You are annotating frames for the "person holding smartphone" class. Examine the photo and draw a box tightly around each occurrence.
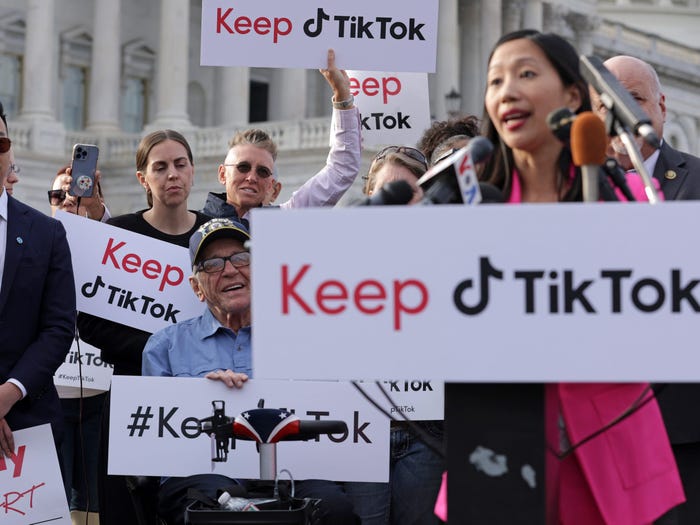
[47,164,109,525]
[77,128,211,525]
[49,165,110,221]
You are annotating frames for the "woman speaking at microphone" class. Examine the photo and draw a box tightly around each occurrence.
[459,29,682,524]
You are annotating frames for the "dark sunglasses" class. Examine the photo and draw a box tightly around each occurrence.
[0,137,11,154]
[196,251,251,274]
[223,162,273,179]
[48,189,67,206]
[372,146,428,170]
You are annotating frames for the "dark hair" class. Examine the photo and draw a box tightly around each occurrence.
[136,129,193,207]
[480,29,591,201]
[0,100,7,133]
[417,115,480,162]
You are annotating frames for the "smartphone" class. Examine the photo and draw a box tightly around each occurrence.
[69,143,99,198]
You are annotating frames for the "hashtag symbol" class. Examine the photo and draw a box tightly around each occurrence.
[127,405,154,437]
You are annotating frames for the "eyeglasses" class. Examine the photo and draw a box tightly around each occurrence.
[223,162,273,179]
[196,251,251,274]
[0,137,11,154]
[432,148,460,166]
[48,189,68,206]
[8,163,19,175]
[372,146,428,171]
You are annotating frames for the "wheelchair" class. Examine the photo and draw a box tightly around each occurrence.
[127,399,347,525]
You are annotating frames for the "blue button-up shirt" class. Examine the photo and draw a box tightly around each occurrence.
[142,308,253,378]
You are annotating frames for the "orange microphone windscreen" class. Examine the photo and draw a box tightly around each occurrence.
[570,111,608,167]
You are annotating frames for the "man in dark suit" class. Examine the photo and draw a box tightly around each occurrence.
[593,56,700,524]
[593,55,700,199]
[0,101,76,456]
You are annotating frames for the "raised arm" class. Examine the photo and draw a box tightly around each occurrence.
[279,49,361,209]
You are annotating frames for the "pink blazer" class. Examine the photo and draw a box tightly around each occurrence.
[434,383,684,524]
[557,383,684,524]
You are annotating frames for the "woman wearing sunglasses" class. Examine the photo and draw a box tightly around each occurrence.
[45,163,110,525]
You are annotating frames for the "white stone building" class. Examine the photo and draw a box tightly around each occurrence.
[0,0,698,214]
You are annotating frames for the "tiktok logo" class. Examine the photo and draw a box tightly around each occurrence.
[452,257,503,315]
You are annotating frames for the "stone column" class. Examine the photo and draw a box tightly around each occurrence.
[434,0,461,120]
[218,67,250,125]
[150,0,191,129]
[460,0,502,117]
[20,0,56,121]
[19,0,65,154]
[268,69,306,121]
[523,0,544,30]
[87,0,121,132]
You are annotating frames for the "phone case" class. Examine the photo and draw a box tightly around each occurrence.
[69,144,99,198]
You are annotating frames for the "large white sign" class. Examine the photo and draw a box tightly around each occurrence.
[250,202,700,382]
[0,425,70,525]
[54,340,114,392]
[200,0,439,72]
[358,380,444,420]
[347,71,430,147]
[109,376,390,482]
[57,211,204,333]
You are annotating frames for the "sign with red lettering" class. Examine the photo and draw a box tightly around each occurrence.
[250,203,700,381]
[0,424,70,524]
[56,211,204,334]
[109,376,390,481]
[346,71,430,147]
[200,0,439,72]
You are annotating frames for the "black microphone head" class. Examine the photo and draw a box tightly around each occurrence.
[467,136,494,164]
[359,179,414,206]
[547,107,576,144]
[478,183,504,204]
[416,136,494,205]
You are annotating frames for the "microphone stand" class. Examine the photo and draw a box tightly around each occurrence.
[605,112,661,204]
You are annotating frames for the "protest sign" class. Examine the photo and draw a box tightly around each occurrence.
[110,376,390,482]
[348,71,430,147]
[0,424,70,524]
[57,211,204,333]
[201,0,439,72]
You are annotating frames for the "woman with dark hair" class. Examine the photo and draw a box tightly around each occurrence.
[480,29,590,202]
[77,129,211,525]
[437,30,683,525]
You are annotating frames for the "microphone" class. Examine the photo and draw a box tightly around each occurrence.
[571,112,607,202]
[478,183,505,204]
[358,179,414,206]
[416,136,494,205]
[579,55,660,149]
[547,107,576,145]
[602,157,636,202]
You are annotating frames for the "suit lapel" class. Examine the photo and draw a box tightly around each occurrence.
[654,143,688,201]
[0,197,32,314]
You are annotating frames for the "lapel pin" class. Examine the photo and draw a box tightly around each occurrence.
[665,170,677,180]
[16,237,23,245]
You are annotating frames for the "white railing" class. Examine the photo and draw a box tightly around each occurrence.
[599,0,700,7]
[57,117,333,165]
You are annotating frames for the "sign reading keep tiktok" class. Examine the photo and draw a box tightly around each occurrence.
[200,0,439,72]
[56,211,204,334]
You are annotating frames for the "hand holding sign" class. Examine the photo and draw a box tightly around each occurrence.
[0,418,15,457]
[319,49,354,109]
